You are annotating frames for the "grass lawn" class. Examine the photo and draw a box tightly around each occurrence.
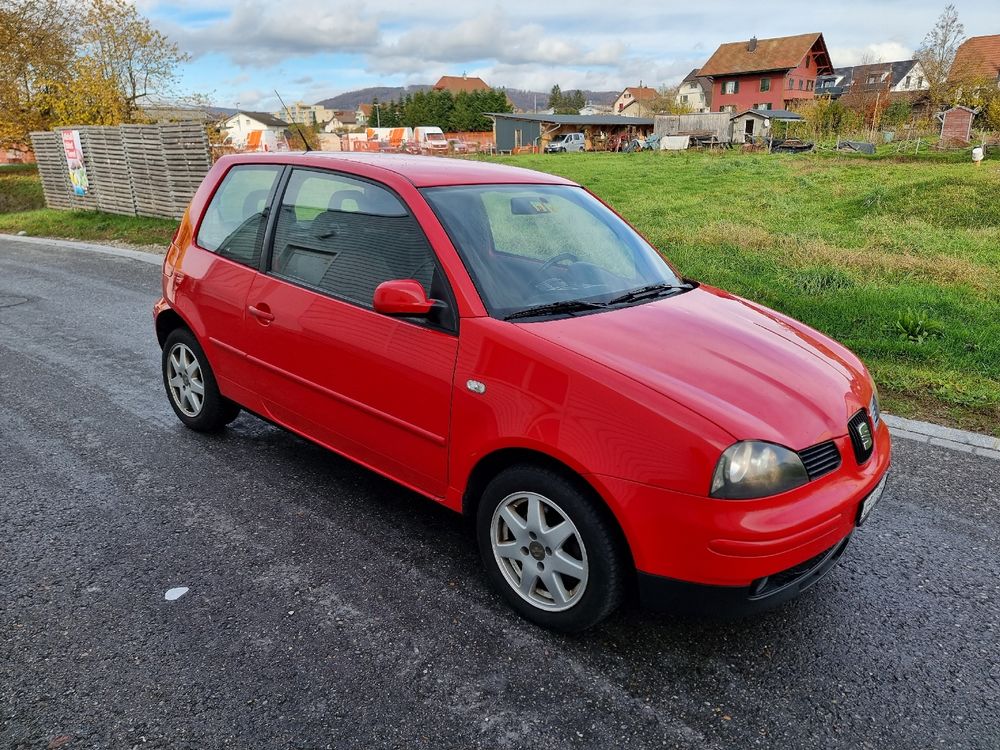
[488,150,1000,436]
[0,165,178,247]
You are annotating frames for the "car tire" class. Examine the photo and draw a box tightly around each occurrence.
[476,465,627,632]
[162,328,241,432]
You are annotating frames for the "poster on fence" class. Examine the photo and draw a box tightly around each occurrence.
[60,130,89,196]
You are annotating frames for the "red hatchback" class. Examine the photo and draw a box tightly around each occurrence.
[155,153,890,631]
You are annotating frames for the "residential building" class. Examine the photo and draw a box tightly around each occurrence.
[221,111,289,148]
[675,69,712,112]
[815,60,929,99]
[272,102,334,126]
[614,86,657,116]
[699,33,833,112]
[323,110,359,132]
[433,75,492,95]
[950,34,1000,85]
[356,103,372,127]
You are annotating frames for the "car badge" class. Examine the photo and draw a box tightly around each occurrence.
[855,420,873,451]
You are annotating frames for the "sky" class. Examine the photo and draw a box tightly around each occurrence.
[137,0,997,111]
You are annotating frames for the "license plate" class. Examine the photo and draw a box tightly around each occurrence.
[857,473,888,526]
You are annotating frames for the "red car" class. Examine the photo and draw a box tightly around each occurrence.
[155,153,890,632]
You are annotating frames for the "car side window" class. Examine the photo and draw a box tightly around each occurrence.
[196,165,282,266]
[270,169,438,309]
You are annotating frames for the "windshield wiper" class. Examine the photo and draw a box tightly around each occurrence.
[605,282,691,306]
[504,299,607,321]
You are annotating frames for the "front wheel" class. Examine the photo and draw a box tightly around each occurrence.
[476,465,628,632]
[162,328,240,432]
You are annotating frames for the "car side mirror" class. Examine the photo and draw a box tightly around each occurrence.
[373,279,435,316]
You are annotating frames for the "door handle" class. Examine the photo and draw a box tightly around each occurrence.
[248,304,275,324]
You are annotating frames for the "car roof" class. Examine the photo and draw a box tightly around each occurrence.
[218,152,579,188]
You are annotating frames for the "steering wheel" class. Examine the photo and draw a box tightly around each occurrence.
[536,252,579,277]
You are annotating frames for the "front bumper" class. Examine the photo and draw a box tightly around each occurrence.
[637,533,852,615]
[587,421,891,591]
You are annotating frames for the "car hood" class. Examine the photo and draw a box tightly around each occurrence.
[518,285,871,449]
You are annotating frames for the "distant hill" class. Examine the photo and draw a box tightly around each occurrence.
[316,86,620,112]
[317,86,431,110]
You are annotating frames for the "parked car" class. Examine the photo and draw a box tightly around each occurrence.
[544,132,586,152]
[155,153,891,632]
[448,138,472,154]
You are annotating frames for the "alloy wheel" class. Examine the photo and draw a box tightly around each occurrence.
[490,491,589,612]
[166,342,206,417]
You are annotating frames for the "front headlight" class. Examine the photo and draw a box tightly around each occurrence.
[710,441,809,499]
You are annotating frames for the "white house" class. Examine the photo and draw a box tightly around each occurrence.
[816,60,930,98]
[221,111,289,149]
[675,69,712,113]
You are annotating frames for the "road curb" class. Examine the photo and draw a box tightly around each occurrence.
[883,415,1000,461]
[4,233,998,462]
[0,233,164,266]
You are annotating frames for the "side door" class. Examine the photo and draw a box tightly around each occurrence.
[242,167,459,498]
[176,163,283,406]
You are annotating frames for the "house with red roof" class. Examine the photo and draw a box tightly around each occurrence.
[949,34,1000,85]
[614,86,658,116]
[699,33,834,112]
[433,75,492,95]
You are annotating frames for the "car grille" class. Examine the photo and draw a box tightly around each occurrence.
[798,440,841,480]
[848,409,875,465]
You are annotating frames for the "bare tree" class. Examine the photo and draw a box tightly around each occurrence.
[914,4,965,107]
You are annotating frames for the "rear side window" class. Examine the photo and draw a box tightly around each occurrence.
[197,165,282,266]
[270,169,436,308]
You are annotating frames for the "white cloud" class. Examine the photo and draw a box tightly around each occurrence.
[159,0,380,66]
[830,41,914,67]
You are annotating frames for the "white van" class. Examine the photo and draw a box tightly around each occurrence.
[544,132,586,152]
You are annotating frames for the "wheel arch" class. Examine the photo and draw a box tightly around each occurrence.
[461,447,636,573]
[155,307,192,348]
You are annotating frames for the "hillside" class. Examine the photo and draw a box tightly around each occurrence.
[317,86,619,112]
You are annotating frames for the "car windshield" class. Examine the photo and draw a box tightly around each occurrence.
[422,184,686,320]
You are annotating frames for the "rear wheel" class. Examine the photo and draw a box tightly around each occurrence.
[162,328,240,432]
[476,465,627,632]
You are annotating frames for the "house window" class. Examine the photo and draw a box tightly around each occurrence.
[786,77,793,89]
[918,77,924,87]
[760,78,771,92]
[798,79,803,90]
[754,103,773,110]
[867,75,877,85]
[905,75,912,88]
[681,94,689,103]
[723,80,739,94]
[807,80,813,91]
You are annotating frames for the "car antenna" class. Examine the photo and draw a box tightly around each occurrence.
[275,89,313,152]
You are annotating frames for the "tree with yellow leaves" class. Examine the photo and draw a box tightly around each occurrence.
[0,0,189,147]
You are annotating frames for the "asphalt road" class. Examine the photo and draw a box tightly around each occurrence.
[1,236,998,750]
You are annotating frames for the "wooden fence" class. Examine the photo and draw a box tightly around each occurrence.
[29,122,211,219]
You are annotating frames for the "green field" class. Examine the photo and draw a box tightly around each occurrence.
[489,150,1000,436]
[0,165,178,246]
[2,154,998,434]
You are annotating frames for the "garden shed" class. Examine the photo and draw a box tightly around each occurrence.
[730,109,803,144]
[938,106,978,144]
